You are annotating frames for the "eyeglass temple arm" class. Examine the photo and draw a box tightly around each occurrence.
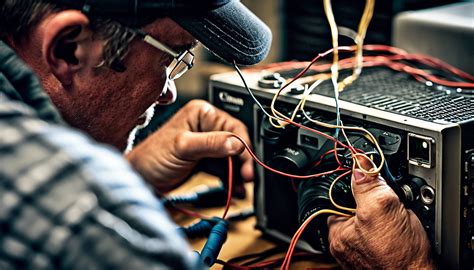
[134,29,179,58]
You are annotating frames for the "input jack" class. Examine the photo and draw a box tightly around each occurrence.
[420,185,435,205]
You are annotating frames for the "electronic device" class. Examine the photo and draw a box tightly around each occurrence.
[284,0,459,60]
[208,66,474,269]
[393,2,474,75]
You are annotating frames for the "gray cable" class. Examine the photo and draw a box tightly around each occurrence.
[232,62,280,121]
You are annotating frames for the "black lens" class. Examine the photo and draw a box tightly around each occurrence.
[297,171,355,252]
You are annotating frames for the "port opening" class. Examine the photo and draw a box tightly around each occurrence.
[408,133,435,168]
[420,185,435,205]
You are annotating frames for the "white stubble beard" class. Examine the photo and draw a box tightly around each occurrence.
[124,67,178,153]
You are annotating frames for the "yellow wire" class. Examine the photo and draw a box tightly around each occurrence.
[289,74,331,121]
[323,0,340,98]
[309,117,384,177]
[328,171,356,212]
[328,153,378,213]
[293,73,332,86]
[269,0,374,126]
[340,126,381,177]
[338,0,375,91]
[281,209,351,270]
[299,79,384,177]
[267,0,381,177]
[269,0,375,126]
[269,86,289,129]
[269,74,331,129]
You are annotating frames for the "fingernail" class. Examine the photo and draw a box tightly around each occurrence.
[353,169,367,184]
[327,215,336,226]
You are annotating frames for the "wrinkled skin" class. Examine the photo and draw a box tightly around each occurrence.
[327,157,434,269]
[10,10,253,193]
[10,8,433,268]
[126,100,253,193]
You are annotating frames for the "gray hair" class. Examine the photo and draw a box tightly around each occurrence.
[0,0,136,70]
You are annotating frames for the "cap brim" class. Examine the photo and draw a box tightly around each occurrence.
[171,0,272,66]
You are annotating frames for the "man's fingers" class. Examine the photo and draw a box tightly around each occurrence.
[236,135,254,182]
[351,168,401,223]
[351,154,391,200]
[353,153,376,172]
[176,131,245,161]
[327,214,354,262]
[176,131,252,198]
[180,100,254,181]
[240,158,254,182]
[327,215,350,240]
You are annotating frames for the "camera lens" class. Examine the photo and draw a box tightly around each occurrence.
[270,147,310,174]
[297,172,355,252]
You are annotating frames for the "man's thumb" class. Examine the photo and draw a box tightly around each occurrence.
[350,155,391,209]
[352,169,399,220]
[179,132,244,160]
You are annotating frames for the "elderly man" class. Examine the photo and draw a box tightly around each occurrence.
[0,0,432,269]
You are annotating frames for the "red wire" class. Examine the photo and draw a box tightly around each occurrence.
[333,142,342,167]
[225,43,474,269]
[281,213,316,270]
[221,43,474,268]
[347,44,474,82]
[311,149,337,168]
[216,260,251,270]
[170,158,233,220]
[363,45,474,81]
[249,252,318,268]
[275,46,354,96]
[259,44,474,88]
[281,170,352,270]
[231,134,350,179]
[222,156,233,219]
[216,252,324,269]
[357,57,474,88]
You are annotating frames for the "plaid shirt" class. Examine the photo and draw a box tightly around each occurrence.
[0,42,205,269]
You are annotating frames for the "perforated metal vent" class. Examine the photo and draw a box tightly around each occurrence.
[285,68,474,124]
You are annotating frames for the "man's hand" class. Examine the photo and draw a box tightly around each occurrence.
[327,158,434,269]
[126,100,253,194]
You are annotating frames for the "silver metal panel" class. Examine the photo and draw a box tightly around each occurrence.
[209,70,468,268]
[441,126,462,268]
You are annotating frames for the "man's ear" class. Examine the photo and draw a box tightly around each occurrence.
[43,10,97,87]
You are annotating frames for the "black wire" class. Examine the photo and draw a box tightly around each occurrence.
[232,62,279,121]
[241,247,287,266]
[225,246,284,266]
[226,208,254,222]
[219,252,323,269]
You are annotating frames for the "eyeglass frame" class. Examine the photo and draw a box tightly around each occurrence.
[134,29,195,80]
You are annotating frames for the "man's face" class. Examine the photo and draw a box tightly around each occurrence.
[38,16,196,149]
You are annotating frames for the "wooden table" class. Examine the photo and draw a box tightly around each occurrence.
[169,172,339,269]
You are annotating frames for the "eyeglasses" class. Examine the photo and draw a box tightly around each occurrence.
[135,30,195,80]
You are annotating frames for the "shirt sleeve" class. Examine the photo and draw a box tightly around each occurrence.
[0,95,207,270]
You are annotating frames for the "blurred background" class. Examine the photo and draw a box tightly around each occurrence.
[136,0,465,141]
[176,0,463,98]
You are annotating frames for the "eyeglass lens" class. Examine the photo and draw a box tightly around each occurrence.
[169,51,194,80]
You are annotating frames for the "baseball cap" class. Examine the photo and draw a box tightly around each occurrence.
[52,0,272,65]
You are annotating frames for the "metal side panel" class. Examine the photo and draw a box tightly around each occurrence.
[441,125,462,269]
